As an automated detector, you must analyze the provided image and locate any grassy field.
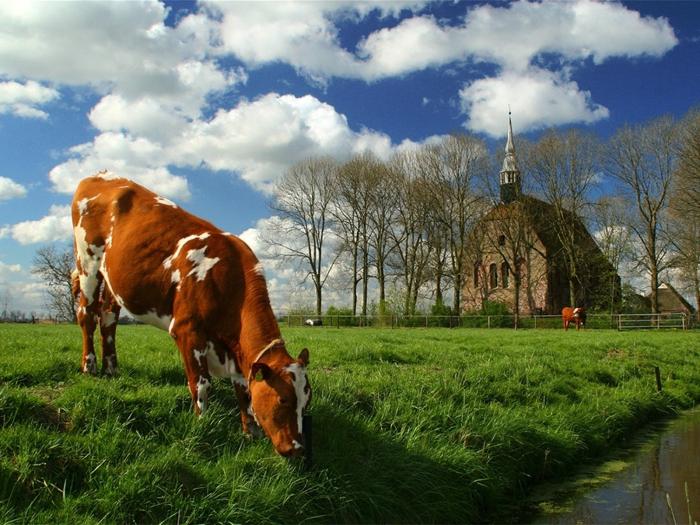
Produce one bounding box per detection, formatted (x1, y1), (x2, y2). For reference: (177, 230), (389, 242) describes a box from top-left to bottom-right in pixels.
(0, 324), (699, 524)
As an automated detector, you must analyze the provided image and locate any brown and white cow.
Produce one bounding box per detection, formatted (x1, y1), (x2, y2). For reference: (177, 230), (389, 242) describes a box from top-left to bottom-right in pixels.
(71, 172), (311, 457)
(562, 306), (586, 331)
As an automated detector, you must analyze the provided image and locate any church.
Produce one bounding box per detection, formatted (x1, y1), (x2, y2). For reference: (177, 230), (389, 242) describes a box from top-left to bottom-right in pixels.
(462, 116), (620, 315)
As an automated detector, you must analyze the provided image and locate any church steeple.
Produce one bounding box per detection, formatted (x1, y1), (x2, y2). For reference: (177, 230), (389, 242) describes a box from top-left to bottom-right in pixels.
(499, 111), (522, 203)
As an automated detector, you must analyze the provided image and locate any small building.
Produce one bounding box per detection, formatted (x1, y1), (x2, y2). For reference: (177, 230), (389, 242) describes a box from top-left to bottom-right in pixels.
(462, 115), (620, 315)
(650, 282), (696, 316)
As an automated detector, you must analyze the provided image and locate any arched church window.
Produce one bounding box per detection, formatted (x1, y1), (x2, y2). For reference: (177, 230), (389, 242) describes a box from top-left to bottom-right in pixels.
(498, 235), (506, 246)
(473, 262), (480, 287)
(489, 263), (498, 289)
(501, 262), (510, 288)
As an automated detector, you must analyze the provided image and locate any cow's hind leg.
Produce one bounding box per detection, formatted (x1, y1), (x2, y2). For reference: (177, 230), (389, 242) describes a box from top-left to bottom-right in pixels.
(76, 272), (103, 375)
(99, 285), (121, 376)
(173, 325), (212, 415)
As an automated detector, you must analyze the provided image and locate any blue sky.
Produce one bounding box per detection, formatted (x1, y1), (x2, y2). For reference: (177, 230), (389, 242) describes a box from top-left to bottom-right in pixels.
(0, 0), (698, 313)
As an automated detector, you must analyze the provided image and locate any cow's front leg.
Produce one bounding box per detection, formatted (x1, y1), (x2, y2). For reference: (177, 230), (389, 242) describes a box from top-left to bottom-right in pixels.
(174, 328), (212, 415)
(233, 382), (262, 438)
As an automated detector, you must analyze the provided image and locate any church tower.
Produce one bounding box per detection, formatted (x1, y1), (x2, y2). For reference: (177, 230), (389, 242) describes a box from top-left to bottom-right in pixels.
(499, 112), (522, 203)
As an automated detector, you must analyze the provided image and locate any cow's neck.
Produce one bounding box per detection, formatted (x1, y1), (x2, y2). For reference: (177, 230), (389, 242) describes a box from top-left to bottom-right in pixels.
(238, 274), (285, 374)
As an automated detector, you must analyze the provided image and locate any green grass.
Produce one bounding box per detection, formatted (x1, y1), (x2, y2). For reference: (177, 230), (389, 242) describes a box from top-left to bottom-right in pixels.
(0, 324), (699, 524)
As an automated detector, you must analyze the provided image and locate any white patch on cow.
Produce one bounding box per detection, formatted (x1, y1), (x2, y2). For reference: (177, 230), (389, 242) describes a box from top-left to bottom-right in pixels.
(74, 221), (105, 305)
(95, 170), (118, 180)
(186, 247), (220, 282)
(101, 311), (116, 327)
(77, 194), (100, 216)
(171, 269), (181, 284)
(292, 439), (303, 450)
(131, 309), (172, 331)
(197, 376), (210, 414)
(252, 262), (265, 278)
(163, 232), (211, 269)
(106, 335), (114, 345)
(285, 363), (310, 437)
(155, 196), (177, 208)
(168, 317), (176, 335)
(83, 353), (97, 374)
(78, 306), (86, 316)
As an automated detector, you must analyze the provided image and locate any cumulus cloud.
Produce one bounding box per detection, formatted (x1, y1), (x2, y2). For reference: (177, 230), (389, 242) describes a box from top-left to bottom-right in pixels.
(174, 93), (393, 192)
(0, 176), (27, 200)
(208, 0), (675, 134)
(0, 260), (21, 280)
(210, 0), (676, 82)
(460, 68), (610, 136)
(49, 132), (190, 199)
(50, 93), (394, 197)
(0, 80), (59, 119)
(0, 204), (72, 245)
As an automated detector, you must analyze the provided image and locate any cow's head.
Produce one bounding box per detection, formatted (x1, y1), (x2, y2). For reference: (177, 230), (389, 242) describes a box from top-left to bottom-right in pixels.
(249, 346), (311, 457)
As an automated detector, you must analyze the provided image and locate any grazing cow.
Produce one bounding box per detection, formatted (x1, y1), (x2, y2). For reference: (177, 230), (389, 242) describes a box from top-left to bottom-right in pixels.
(71, 173), (311, 457)
(562, 306), (586, 331)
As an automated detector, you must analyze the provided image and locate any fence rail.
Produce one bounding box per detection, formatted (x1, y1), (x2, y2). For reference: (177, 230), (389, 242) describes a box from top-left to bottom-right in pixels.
(617, 313), (687, 331)
(279, 313), (692, 330)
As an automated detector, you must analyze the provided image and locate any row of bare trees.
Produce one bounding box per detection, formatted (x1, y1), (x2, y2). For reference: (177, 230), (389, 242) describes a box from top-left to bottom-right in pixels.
(24, 111), (699, 321)
(267, 110), (700, 316)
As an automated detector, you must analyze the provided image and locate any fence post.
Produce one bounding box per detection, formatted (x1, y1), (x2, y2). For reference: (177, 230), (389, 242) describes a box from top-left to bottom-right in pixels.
(487, 316), (491, 329)
(425, 315), (428, 328)
(534, 316), (537, 329)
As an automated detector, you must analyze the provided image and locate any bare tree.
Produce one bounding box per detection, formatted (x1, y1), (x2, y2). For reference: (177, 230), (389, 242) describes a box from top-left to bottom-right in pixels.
(32, 244), (77, 322)
(593, 196), (633, 313)
(332, 153), (375, 315)
(266, 157), (339, 316)
(527, 129), (600, 306)
(606, 116), (679, 313)
(367, 159), (399, 315)
(674, 108), (700, 219)
(421, 134), (489, 312)
(668, 111), (700, 316)
(388, 150), (433, 314)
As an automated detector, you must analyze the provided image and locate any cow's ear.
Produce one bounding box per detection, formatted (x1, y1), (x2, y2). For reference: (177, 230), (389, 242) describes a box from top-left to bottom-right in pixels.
(298, 348), (309, 366)
(251, 362), (271, 382)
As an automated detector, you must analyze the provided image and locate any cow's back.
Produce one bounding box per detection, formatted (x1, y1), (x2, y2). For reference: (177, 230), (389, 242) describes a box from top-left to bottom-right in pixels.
(71, 175), (245, 327)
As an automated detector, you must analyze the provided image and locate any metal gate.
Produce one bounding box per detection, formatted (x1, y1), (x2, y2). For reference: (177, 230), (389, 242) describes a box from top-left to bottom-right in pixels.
(617, 313), (687, 330)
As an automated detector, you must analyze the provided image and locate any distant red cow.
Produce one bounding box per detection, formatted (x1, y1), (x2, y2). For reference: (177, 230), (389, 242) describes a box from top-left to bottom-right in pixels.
(562, 307), (586, 331)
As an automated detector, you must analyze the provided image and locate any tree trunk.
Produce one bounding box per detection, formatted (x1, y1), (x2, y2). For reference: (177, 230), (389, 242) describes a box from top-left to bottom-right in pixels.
(315, 283), (322, 316)
(569, 277), (576, 307)
(361, 241), (369, 316)
(452, 273), (462, 313)
(650, 263), (659, 314)
(351, 245), (358, 316)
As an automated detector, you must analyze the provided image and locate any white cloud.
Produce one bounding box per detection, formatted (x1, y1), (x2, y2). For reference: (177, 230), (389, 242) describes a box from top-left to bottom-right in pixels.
(460, 68), (610, 136)
(49, 132), (190, 200)
(0, 176), (27, 200)
(210, 0), (676, 82)
(1, 204), (72, 245)
(175, 93), (393, 193)
(50, 91), (394, 198)
(0, 80), (59, 119)
(0, 260), (21, 280)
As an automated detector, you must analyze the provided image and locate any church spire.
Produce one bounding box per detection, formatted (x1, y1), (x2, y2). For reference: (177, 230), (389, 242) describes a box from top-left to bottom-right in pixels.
(499, 109), (522, 203)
